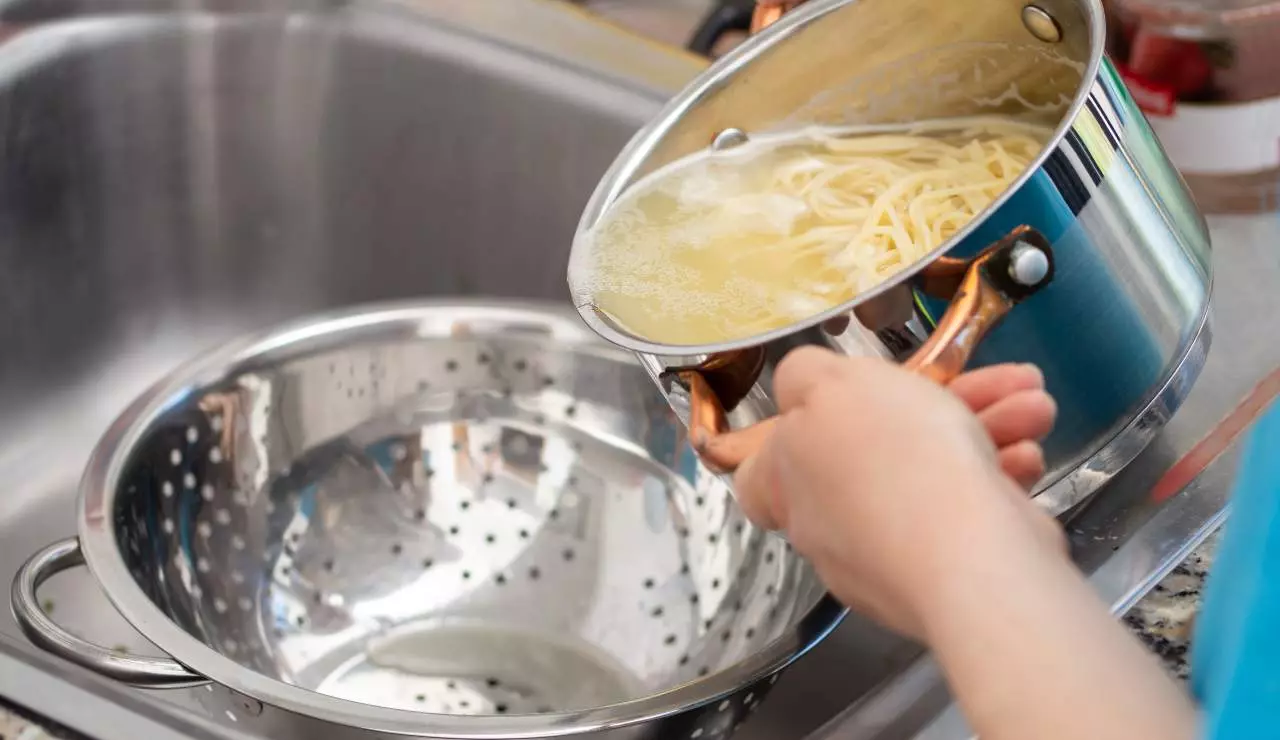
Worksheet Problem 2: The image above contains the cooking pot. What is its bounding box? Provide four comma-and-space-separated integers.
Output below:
568, 0, 1213, 513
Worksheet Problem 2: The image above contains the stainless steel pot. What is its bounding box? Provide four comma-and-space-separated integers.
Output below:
11, 300, 845, 740
568, 0, 1213, 514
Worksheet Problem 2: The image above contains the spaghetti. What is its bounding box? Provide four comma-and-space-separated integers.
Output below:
570, 116, 1053, 345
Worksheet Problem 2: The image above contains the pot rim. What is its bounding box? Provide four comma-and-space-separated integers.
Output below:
568, 0, 1106, 358
76, 298, 849, 738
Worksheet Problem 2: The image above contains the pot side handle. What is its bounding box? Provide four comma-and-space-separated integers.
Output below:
682, 228, 1056, 474
10, 537, 210, 688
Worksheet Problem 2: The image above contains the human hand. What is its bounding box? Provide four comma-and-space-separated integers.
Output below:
734, 348, 1065, 640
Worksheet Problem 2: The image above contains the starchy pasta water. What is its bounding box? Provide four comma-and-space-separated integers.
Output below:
569, 116, 1053, 345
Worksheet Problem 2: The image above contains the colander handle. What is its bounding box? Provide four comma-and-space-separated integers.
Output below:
11, 537, 211, 688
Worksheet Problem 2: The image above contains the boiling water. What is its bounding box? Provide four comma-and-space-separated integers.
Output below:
570, 118, 1050, 346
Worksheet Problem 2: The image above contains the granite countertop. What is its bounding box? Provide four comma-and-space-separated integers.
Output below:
1124, 530, 1221, 683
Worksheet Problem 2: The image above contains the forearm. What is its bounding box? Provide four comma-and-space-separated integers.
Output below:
921, 509, 1198, 740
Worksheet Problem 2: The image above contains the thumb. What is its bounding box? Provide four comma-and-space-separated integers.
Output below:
733, 422, 789, 532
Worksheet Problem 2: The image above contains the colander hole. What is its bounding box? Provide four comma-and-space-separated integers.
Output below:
391, 444, 407, 461
694, 496, 704, 507
643, 578, 655, 589
415, 694, 426, 703
239, 597, 253, 611
201, 484, 215, 502
719, 700, 731, 712
746, 628, 756, 639
445, 360, 458, 372
513, 359, 527, 372
495, 573, 507, 585
541, 376, 554, 388
564, 405, 577, 417
449, 526, 460, 536
184, 473, 196, 489
170, 449, 182, 466
744, 692, 755, 705
486, 677, 500, 687
462, 570, 472, 580
548, 509, 559, 521
698, 667, 710, 677
161, 518, 174, 534
418, 380, 430, 393
446, 681, 457, 690
506, 498, 517, 509
210, 447, 224, 463
323, 559, 335, 572
568, 475, 579, 487
478, 353, 491, 364
528, 566, 540, 580
765, 552, 775, 564
231, 572, 245, 584
162, 482, 174, 498
281, 566, 292, 576
712, 578, 721, 589
651, 606, 664, 618
231, 535, 245, 551
562, 548, 575, 561
391, 543, 403, 555
532, 414, 546, 426
708, 534, 719, 545
679, 655, 690, 666
765, 585, 776, 596
735, 522, 745, 534
346, 389, 354, 399
721, 630, 732, 642
414, 508, 426, 521
518, 529, 530, 539
197, 558, 211, 573
678, 527, 690, 539
664, 634, 677, 646
186, 426, 199, 443
460, 501, 471, 511
703, 619, 713, 630
460, 700, 471, 709
690, 594, 700, 605
215, 509, 231, 525
537, 706, 553, 714
680, 563, 690, 575
733, 599, 743, 611
313, 592, 324, 604
483, 473, 495, 484
198, 522, 213, 538
210, 416, 224, 433
212, 598, 227, 613
485, 534, 496, 544
495, 704, 509, 714
422, 559, 434, 569
296, 615, 305, 626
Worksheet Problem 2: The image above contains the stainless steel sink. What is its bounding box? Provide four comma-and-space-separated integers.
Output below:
0, 2, 914, 739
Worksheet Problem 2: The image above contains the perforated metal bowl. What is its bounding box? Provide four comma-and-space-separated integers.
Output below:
13, 300, 843, 739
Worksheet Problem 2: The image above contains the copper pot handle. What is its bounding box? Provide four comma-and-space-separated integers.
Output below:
676, 228, 1055, 474
750, 1, 808, 33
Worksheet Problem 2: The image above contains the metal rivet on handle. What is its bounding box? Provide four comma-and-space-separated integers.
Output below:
1008, 242, 1052, 286
1021, 5, 1062, 43
711, 128, 750, 151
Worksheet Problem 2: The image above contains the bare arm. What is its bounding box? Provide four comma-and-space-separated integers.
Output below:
920, 497, 1198, 740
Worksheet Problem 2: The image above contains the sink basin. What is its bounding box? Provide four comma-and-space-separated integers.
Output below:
0, 2, 914, 738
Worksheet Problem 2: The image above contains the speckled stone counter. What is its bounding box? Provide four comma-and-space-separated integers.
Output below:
1124, 530, 1222, 683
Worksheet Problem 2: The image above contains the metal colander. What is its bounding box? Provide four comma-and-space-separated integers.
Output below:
15, 300, 842, 739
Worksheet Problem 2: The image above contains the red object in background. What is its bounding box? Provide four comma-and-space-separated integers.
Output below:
1129, 31, 1214, 97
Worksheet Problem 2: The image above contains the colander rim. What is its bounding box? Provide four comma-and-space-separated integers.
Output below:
77, 297, 849, 737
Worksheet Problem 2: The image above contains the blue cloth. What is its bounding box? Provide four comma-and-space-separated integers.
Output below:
1192, 400, 1280, 739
